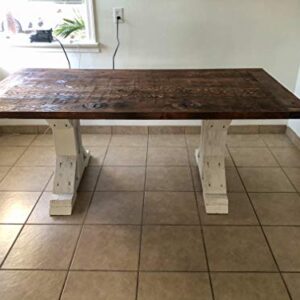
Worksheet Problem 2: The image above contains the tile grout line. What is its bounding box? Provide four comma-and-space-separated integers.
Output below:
267, 146, 300, 194
0, 133, 47, 269
263, 135, 300, 299
0, 137, 34, 186
4, 222, 300, 227
3, 221, 300, 228
0, 130, 57, 189
0, 176, 51, 269
184, 134, 216, 300
226, 135, 299, 190
135, 132, 149, 300
2, 267, 294, 273
0, 130, 68, 291
57, 133, 112, 300
0, 133, 298, 297
226, 142, 293, 300
263, 137, 300, 210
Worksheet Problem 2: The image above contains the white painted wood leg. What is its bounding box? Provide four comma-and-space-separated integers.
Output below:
195, 120, 231, 214
47, 120, 90, 216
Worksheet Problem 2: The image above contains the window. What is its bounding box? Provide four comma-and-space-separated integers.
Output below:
0, 0, 97, 46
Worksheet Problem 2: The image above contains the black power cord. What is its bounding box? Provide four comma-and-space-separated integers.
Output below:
54, 37, 71, 69
112, 16, 121, 70
30, 30, 71, 69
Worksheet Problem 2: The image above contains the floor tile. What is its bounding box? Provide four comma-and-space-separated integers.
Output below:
264, 226, 300, 272
185, 134, 200, 148
28, 192, 92, 224
270, 147, 300, 167
225, 148, 235, 167
0, 147, 26, 166
82, 134, 111, 147
104, 147, 147, 166
138, 272, 212, 300
147, 147, 189, 166
198, 193, 258, 225
283, 168, 300, 192
191, 167, 202, 191
238, 168, 295, 192
226, 134, 265, 147
0, 134, 36, 146
78, 166, 100, 191
86, 192, 143, 224
0, 270, 66, 300
88, 146, 107, 166
3, 225, 80, 269
17, 146, 55, 166
211, 273, 290, 300
31, 134, 53, 146
261, 134, 293, 147
97, 167, 145, 191
250, 193, 300, 225
0, 167, 10, 182
140, 226, 207, 271
203, 226, 276, 271
62, 271, 137, 300
226, 167, 245, 192
0, 167, 53, 191
72, 225, 140, 270
0, 192, 40, 224
44, 174, 54, 192
1, 132, 300, 300
0, 225, 21, 265
143, 192, 199, 225
110, 134, 148, 147
283, 273, 300, 300
148, 134, 186, 147
146, 167, 193, 191
229, 147, 278, 167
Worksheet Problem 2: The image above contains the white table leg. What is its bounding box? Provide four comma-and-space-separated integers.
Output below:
47, 120, 90, 216
195, 120, 231, 214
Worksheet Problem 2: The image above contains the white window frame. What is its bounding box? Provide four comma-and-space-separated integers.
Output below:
85, 0, 97, 44
3, 0, 99, 52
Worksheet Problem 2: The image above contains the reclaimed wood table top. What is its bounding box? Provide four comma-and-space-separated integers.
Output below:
0, 68, 299, 120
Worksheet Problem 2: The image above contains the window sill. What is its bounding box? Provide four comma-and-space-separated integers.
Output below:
3, 40, 100, 53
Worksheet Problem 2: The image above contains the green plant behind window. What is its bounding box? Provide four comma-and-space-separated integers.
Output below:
54, 16, 85, 39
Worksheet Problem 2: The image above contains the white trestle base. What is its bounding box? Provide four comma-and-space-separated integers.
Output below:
195, 120, 232, 214
47, 120, 90, 215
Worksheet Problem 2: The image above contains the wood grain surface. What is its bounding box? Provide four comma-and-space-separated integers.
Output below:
0, 68, 299, 119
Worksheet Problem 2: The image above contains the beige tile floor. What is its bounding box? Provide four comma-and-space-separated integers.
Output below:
0, 132, 299, 299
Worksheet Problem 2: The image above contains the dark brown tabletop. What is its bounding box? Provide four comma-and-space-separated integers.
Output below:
0, 68, 299, 120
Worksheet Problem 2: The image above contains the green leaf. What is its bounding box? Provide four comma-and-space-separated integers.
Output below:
54, 16, 85, 39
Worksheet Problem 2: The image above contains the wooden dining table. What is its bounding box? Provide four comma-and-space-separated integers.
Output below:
0, 68, 299, 216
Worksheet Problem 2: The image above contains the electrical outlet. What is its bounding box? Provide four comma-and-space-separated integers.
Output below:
113, 8, 124, 23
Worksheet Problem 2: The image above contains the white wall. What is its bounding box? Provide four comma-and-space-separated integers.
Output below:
1, 0, 300, 127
